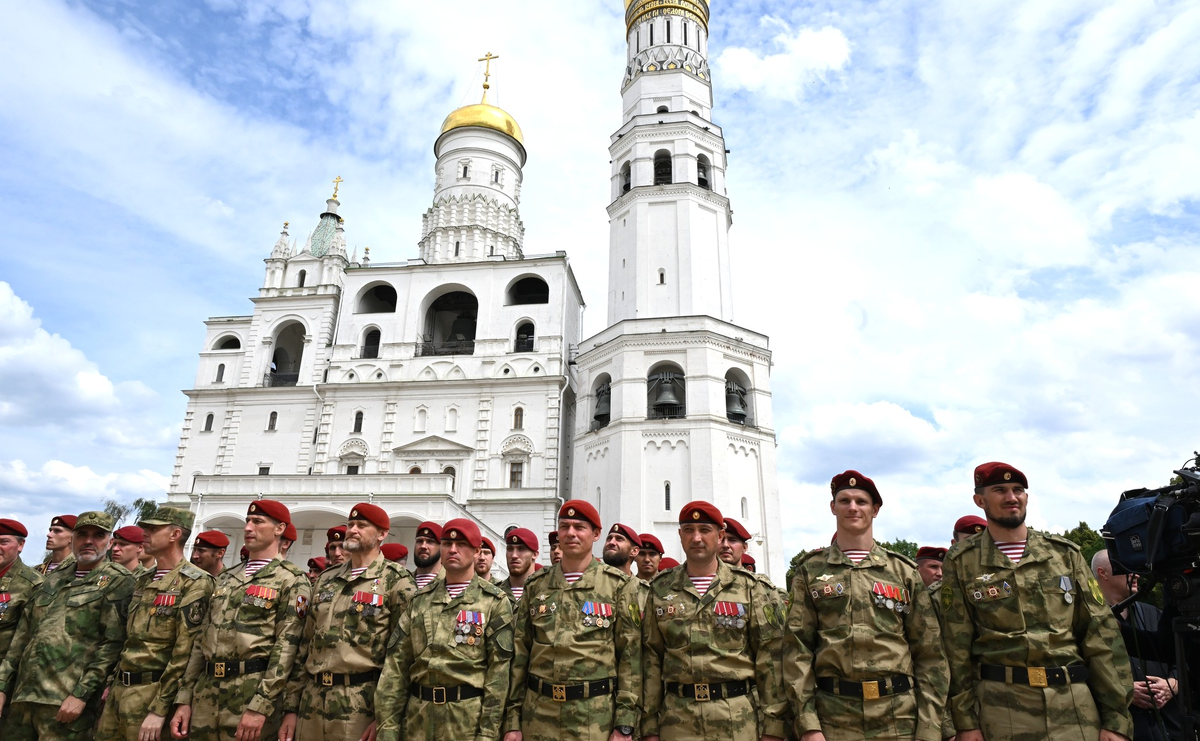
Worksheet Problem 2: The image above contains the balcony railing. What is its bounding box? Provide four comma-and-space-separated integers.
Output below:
513, 338, 535, 353
263, 373, 299, 387
417, 340, 476, 357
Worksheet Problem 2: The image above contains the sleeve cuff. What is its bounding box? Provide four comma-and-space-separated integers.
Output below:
614, 706, 639, 728
763, 718, 789, 738
246, 693, 274, 716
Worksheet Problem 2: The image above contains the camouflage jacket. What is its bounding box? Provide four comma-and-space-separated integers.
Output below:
504, 559, 644, 731
117, 560, 214, 716
34, 553, 75, 576
784, 543, 948, 741
0, 561, 135, 705
176, 556, 310, 716
940, 528, 1134, 737
0, 560, 43, 660
285, 554, 414, 710
375, 574, 514, 741
642, 560, 788, 738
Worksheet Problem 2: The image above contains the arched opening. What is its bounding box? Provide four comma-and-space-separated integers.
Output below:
697, 154, 711, 190
513, 407, 524, 430
268, 322, 305, 387
443, 466, 457, 491
421, 290, 478, 356
356, 283, 398, 314
620, 162, 631, 194
724, 368, 754, 426
267, 411, 277, 431
653, 149, 672, 185
409, 466, 422, 475
656, 105, 669, 113
658, 269, 666, 285
214, 364, 225, 383
741, 497, 749, 519
297, 269, 306, 287
361, 328, 381, 359
647, 362, 686, 419
353, 411, 364, 434
514, 322, 535, 352
203, 413, 214, 432
507, 277, 550, 305
214, 336, 241, 350
591, 373, 612, 430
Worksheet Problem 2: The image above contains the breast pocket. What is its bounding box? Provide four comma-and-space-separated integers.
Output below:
967, 581, 1020, 630
66, 587, 104, 608
529, 602, 557, 645
810, 583, 850, 628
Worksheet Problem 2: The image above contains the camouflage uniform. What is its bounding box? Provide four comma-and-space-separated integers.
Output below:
375, 574, 514, 741
286, 554, 414, 740
924, 579, 956, 741
0, 561, 135, 740
642, 560, 788, 740
33, 554, 75, 576
0, 560, 43, 737
95, 560, 214, 741
785, 543, 948, 741
505, 559, 644, 740
176, 556, 310, 741
940, 528, 1135, 740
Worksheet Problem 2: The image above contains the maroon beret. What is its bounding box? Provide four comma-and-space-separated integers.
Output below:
326, 525, 347, 543
608, 523, 640, 545
0, 519, 28, 538
559, 500, 601, 530
112, 526, 144, 544
533, 562, 544, 571
307, 556, 328, 571
953, 515, 988, 535
195, 530, 230, 548
639, 534, 664, 554
248, 499, 291, 524
441, 518, 482, 549
480, 537, 496, 554
723, 517, 752, 543
973, 462, 1028, 489
51, 515, 77, 530
547, 530, 560, 546
916, 546, 948, 562
679, 500, 724, 528
282, 523, 297, 542
506, 527, 539, 552
830, 470, 882, 506
349, 503, 390, 531
741, 553, 756, 566
415, 521, 442, 541
380, 543, 408, 562
658, 557, 681, 570
239, 546, 249, 560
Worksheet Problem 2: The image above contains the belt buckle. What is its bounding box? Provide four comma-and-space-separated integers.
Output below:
862, 680, 881, 701
551, 684, 567, 702
1028, 667, 1049, 688
432, 686, 447, 705
694, 683, 711, 702
213, 662, 226, 679
321, 672, 334, 687
121, 671, 132, 687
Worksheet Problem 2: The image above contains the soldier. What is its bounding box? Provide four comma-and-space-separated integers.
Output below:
602, 524, 640, 576
111, 526, 147, 577
280, 523, 298, 559
636, 535, 664, 582
325, 527, 347, 568
375, 518, 514, 741
380, 544, 407, 566
35, 514, 76, 576
719, 517, 753, 568
914, 547, 946, 589
951, 515, 986, 545
412, 522, 443, 590
503, 499, 643, 741
0, 511, 135, 740
784, 470, 948, 741
641, 501, 787, 741
940, 462, 1134, 741
96, 506, 214, 741
138, 548, 157, 574
657, 557, 680, 572
497, 528, 538, 601
305, 557, 327, 584
741, 554, 756, 572
0, 519, 42, 736
191, 531, 230, 578
170, 500, 310, 741
546, 531, 562, 566
281, 503, 413, 741
477, 537, 497, 580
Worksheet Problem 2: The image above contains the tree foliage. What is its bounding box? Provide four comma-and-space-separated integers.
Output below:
1059, 521, 1105, 562
102, 497, 161, 529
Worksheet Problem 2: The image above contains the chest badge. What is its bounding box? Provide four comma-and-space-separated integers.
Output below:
815, 574, 834, 582
455, 610, 485, 644
1059, 576, 1074, 604
977, 573, 995, 583
714, 601, 746, 628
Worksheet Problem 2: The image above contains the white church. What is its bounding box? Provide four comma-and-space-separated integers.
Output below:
166, 0, 784, 579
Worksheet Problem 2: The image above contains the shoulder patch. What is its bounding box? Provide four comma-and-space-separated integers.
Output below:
1043, 532, 1082, 552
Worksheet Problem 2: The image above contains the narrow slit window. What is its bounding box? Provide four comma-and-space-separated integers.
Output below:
683, 22, 688, 46
214, 363, 225, 383
203, 413, 214, 432
666, 19, 671, 43
353, 411, 364, 434
665, 482, 671, 510
267, 411, 277, 431
513, 407, 524, 430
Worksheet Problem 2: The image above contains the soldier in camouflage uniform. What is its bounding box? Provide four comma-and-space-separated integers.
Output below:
170, 500, 310, 741
325, 527, 347, 568
280, 503, 413, 741
111, 526, 149, 579
0, 511, 135, 740
940, 462, 1134, 741
375, 518, 514, 741
190, 531, 230, 578
96, 507, 213, 741
503, 500, 643, 741
34, 514, 76, 576
0, 519, 43, 737
784, 471, 948, 741
546, 531, 562, 567
642, 501, 787, 741
496, 528, 539, 602
636, 535, 664, 582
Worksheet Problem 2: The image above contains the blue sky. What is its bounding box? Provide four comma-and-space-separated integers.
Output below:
2, 0, 1199, 554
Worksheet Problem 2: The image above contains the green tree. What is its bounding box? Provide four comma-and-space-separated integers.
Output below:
878, 538, 918, 560
102, 497, 160, 529
1059, 521, 1105, 562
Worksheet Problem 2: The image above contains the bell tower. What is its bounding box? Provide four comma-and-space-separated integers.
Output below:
571, 0, 784, 579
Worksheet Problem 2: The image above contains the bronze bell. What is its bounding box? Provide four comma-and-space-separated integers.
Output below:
653, 373, 681, 407
725, 380, 747, 422
594, 384, 611, 420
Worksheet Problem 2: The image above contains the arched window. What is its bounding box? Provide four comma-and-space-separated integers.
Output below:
514, 322, 535, 352
647, 363, 686, 419
357, 284, 398, 313
697, 154, 711, 190
507, 277, 550, 305
267, 411, 277, 431
653, 150, 672, 185
462, 164, 469, 178
724, 369, 753, 425
268, 322, 305, 387
658, 269, 666, 285
444, 466, 457, 491
656, 105, 668, 114
592, 374, 612, 430
215, 336, 241, 350
362, 329, 381, 359
297, 269, 306, 287
513, 407, 524, 430
415, 408, 427, 432
422, 290, 478, 356
665, 482, 671, 510
409, 466, 422, 475
203, 413, 214, 432
620, 162, 631, 194
214, 363, 225, 383
741, 497, 749, 519
353, 411, 364, 434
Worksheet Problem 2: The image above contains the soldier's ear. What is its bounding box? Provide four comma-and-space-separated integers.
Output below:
972, 492, 986, 510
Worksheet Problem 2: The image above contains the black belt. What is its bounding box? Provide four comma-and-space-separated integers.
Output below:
665, 679, 755, 701
980, 664, 1089, 687
119, 670, 164, 687
409, 683, 485, 704
816, 675, 912, 700
206, 658, 269, 679
315, 669, 381, 687
527, 675, 616, 702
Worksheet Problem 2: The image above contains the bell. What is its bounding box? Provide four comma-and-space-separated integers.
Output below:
594, 385, 611, 421
449, 313, 476, 341
725, 381, 747, 422
653, 374, 681, 407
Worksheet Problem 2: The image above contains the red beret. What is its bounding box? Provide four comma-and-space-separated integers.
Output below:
547, 530, 560, 546
658, 557, 681, 570
349, 503, 390, 531
639, 534, 664, 554
326, 525, 347, 543
506, 527, 539, 552
248, 499, 291, 524
282, 523, 298, 542
415, 522, 442, 541
559, 500, 601, 530
480, 537, 496, 553
679, 500, 724, 528
830, 470, 882, 506
953, 515, 988, 535
441, 518, 482, 549
533, 562, 544, 571
973, 462, 1028, 489
307, 556, 328, 571
741, 553, 756, 566
195, 530, 230, 548
380, 543, 408, 562
916, 546, 948, 562
608, 523, 640, 545
723, 517, 752, 543
113, 526, 144, 544
51, 515, 77, 530
0, 519, 28, 538
239, 546, 249, 560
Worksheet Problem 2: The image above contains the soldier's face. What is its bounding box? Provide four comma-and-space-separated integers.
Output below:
719, 535, 746, 565
413, 536, 440, 568
974, 483, 1027, 528
831, 489, 879, 534
635, 549, 661, 578
141, 524, 176, 557
46, 525, 71, 551
507, 544, 536, 576
441, 539, 476, 573
326, 541, 347, 565
244, 515, 285, 554
558, 520, 600, 558
549, 544, 563, 564
73, 526, 111, 566
917, 559, 943, 587
475, 548, 494, 577
110, 538, 142, 568
679, 523, 721, 562
602, 533, 638, 568
190, 545, 224, 572
0, 535, 24, 570
345, 520, 386, 553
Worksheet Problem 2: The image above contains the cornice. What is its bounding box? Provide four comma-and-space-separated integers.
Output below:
607, 182, 730, 215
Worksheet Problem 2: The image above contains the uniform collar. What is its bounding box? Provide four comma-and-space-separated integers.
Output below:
980, 527, 1047, 568
828, 542, 887, 568
430, 573, 483, 605
331, 552, 387, 584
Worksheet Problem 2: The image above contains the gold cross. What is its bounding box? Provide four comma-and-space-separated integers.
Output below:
478, 52, 499, 102
331, 175, 343, 199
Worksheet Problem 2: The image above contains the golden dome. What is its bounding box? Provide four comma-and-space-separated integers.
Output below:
439, 103, 524, 145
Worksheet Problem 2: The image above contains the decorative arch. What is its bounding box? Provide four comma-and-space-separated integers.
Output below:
504, 275, 550, 306
724, 367, 754, 426
361, 326, 381, 359
268, 319, 308, 387
419, 285, 478, 356
653, 149, 672, 185
514, 320, 535, 352
591, 372, 613, 430
355, 282, 398, 313
212, 335, 242, 350
647, 360, 686, 419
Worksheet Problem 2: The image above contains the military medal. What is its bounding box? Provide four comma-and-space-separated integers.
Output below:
1059, 576, 1074, 604
714, 601, 746, 628
582, 601, 594, 626
597, 602, 613, 627
245, 585, 279, 609
456, 610, 485, 644
153, 591, 179, 616
0, 592, 9, 619
352, 591, 384, 616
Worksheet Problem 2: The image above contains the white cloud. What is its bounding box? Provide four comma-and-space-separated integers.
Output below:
716, 24, 851, 99
0, 459, 169, 535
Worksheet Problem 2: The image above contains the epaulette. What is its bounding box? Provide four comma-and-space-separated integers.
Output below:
946, 536, 980, 560
650, 568, 676, 586
1044, 532, 1082, 552
596, 562, 631, 582
478, 579, 506, 598
379, 560, 407, 577
179, 562, 207, 581
794, 547, 825, 566
110, 562, 133, 576
524, 566, 550, 586
752, 571, 779, 591
885, 550, 918, 569
926, 579, 942, 593
14, 562, 43, 585
277, 559, 309, 578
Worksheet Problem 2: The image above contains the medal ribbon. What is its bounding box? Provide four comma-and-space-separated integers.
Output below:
0, 593, 12, 603
599, 603, 612, 618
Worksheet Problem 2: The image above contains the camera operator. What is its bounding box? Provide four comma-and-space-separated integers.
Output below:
1092, 550, 1182, 740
